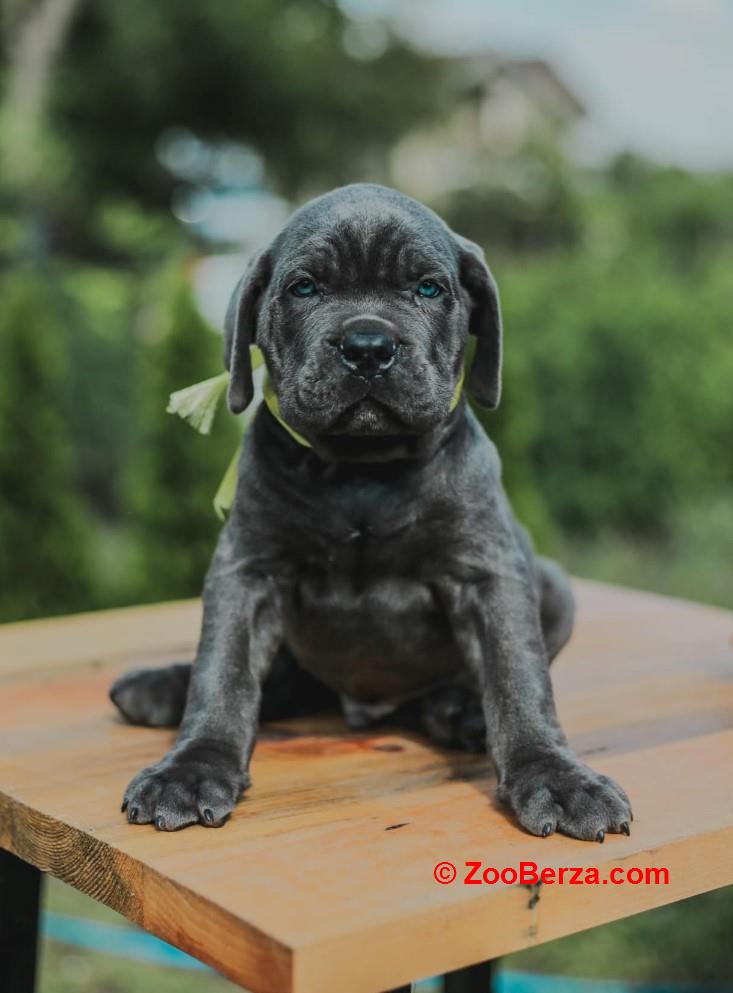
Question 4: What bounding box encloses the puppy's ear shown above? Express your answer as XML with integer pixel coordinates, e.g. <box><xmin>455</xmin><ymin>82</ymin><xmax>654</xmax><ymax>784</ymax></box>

<box><xmin>224</xmin><ymin>249</ymin><xmax>271</xmax><ymax>414</ymax></box>
<box><xmin>454</xmin><ymin>234</ymin><xmax>503</xmax><ymax>410</ymax></box>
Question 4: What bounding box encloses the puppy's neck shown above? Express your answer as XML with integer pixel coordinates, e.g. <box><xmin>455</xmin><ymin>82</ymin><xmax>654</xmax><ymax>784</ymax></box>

<box><xmin>255</xmin><ymin>400</ymin><xmax>467</xmax><ymax>469</ymax></box>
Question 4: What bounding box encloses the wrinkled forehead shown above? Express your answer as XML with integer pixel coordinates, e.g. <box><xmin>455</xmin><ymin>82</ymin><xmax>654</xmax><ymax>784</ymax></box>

<box><xmin>272</xmin><ymin>201</ymin><xmax>458</xmax><ymax>288</ymax></box>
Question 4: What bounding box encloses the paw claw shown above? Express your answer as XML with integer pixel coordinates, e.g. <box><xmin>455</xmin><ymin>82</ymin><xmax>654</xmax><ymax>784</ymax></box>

<box><xmin>596</xmin><ymin>829</ymin><xmax>605</xmax><ymax>844</ymax></box>
<box><xmin>541</xmin><ymin>821</ymin><xmax>553</xmax><ymax>837</ymax></box>
<box><xmin>621</xmin><ymin>821</ymin><xmax>630</xmax><ymax>836</ymax></box>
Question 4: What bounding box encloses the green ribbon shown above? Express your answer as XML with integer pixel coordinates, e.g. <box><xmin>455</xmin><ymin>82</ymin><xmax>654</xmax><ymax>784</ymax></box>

<box><xmin>212</xmin><ymin>445</ymin><xmax>241</xmax><ymax>520</ymax></box>
<box><xmin>262</xmin><ymin>374</ymin><xmax>311</xmax><ymax>448</ymax></box>
<box><xmin>168</xmin><ymin>346</ymin><xmax>465</xmax><ymax>519</ymax></box>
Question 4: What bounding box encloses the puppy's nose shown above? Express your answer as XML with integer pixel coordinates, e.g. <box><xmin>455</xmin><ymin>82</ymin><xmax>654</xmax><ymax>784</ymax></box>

<box><xmin>339</xmin><ymin>329</ymin><xmax>397</xmax><ymax>378</ymax></box>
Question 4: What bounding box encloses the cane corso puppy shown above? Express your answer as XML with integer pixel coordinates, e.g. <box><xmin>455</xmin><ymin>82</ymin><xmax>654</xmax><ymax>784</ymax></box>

<box><xmin>111</xmin><ymin>183</ymin><xmax>632</xmax><ymax>841</ymax></box>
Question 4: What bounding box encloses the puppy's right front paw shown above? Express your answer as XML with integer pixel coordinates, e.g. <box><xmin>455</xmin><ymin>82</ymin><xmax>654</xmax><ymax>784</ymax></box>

<box><xmin>122</xmin><ymin>746</ymin><xmax>247</xmax><ymax>831</ymax></box>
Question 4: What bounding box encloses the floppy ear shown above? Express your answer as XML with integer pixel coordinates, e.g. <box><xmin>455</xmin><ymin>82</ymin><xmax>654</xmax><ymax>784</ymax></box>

<box><xmin>223</xmin><ymin>249</ymin><xmax>271</xmax><ymax>414</ymax></box>
<box><xmin>453</xmin><ymin>234</ymin><xmax>503</xmax><ymax>410</ymax></box>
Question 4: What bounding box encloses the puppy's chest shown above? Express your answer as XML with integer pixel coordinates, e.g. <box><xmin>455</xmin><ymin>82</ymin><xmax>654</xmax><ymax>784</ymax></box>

<box><xmin>283</xmin><ymin>568</ymin><xmax>459</xmax><ymax>702</ymax></box>
<box><xmin>288</xmin><ymin>513</ymin><xmax>440</xmax><ymax>601</ymax></box>
<box><xmin>289</xmin><ymin>501</ymin><xmax>451</xmax><ymax>577</ymax></box>
<box><xmin>279</xmin><ymin>512</ymin><xmax>464</xmax><ymax>703</ymax></box>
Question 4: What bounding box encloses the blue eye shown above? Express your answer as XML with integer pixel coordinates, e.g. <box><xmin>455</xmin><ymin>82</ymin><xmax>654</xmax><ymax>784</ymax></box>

<box><xmin>416</xmin><ymin>279</ymin><xmax>442</xmax><ymax>298</ymax></box>
<box><xmin>291</xmin><ymin>278</ymin><xmax>318</xmax><ymax>298</ymax></box>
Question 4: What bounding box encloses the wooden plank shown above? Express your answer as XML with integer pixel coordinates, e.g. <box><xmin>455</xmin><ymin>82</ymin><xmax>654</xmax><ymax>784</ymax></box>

<box><xmin>1</xmin><ymin>580</ymin><xmax>732</xmax><ymax>993</ymax></box>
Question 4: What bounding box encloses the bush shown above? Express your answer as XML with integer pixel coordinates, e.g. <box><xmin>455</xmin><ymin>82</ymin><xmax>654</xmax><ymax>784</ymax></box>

<box><xmin>0</xmin><ymin>269</ymin><xmax>93</xmax><ymax>620</ymax></box>
<box><xmin>480</xmin><ymin>246</ymin><xmax>733</xmax><ymax>542</ymax></box>
<box><xmin>59</xmin><ymin>264</ymin><xmax>139</xmax><ymax>517</ymax></box>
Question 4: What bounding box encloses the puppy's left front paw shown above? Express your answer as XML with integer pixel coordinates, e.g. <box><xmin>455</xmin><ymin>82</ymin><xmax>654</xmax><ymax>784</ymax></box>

<box><xmin>122</xmin><ymin>745</ymin><xmax>247</xmax><ymax>831</ymax></box>
<box><xmin>499</xmin><ymin>749</ymin><xmax>632</xmax><ymax>842</ymax></box>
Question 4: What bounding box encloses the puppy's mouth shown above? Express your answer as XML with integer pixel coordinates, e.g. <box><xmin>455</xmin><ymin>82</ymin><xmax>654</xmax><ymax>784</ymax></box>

<box><xmin>328</xmin><ymin>397</ymin><xmax>413</xmax><ymax>437</ymax></box>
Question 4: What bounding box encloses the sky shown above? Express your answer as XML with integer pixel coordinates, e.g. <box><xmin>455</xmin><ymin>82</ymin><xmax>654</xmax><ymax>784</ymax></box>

<box><xmin>343</xmin><ymin>0</ymin><xmax>733</xmax><ymax>171</ymax></box>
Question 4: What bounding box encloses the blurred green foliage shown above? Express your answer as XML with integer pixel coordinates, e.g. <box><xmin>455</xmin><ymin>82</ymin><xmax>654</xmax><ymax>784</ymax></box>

<box><xmin>0</xmin><ymin>270</ymin><xmax>92</xmax><ymax>620</ymax></box>
<box><xmin>41</xmin><ymin>0</ymin><xmax>445</xmax><ymax>236</ymax></box>
<box><xmin>60</xmin><ymin>265</ymin><xmax>139</xmax><ymax>517</ymax></box>
<box><xmin>129</xmin><ymin>262</ymin><xmax>239</xmax><ymax>601</ymax></box>
<box><xmin>487</xmin><ymin>238</ymin><xmax>733</xmax><ymax>540</ymax></box>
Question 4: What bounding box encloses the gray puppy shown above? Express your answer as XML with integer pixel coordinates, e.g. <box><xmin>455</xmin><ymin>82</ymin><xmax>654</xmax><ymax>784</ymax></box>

<box><xmin>111</xmin><ymin>183</ymin><xmax>631</xmax><ymax>841</ymax></box>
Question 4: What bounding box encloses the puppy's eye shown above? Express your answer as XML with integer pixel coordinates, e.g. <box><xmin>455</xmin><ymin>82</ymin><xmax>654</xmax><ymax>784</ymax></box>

<box><xmin>290</xmin><ymin>278</ymin><xmax>318</xmax><ymax>298</ymax></box>
<box><xmin>416</xmin><ymin>279</ymin><xmax>442</xmax><ymax>298</ymax></box>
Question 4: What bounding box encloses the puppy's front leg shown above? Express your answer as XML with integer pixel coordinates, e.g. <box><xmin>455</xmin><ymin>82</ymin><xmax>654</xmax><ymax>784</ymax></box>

<box><xmin>440</xmin><ymin>572</ymin><xmax>632</xmax><ymax>841</ymax></box>
<box><xmin>123</xmin><ymin>533</ymin><xmax>282</xmax><ymax>831</ymax></box>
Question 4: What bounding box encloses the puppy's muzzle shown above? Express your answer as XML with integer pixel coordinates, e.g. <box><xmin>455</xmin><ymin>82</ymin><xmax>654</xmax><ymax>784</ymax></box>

<box><xmin>339</xmin><ymin>318</ymin><xmax>397</xmax><ymax>380</ymax></box>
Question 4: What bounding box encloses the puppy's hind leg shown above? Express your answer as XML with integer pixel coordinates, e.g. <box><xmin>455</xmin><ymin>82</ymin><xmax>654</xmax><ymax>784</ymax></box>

<box><xmin>110</xmin><ymin>663</ymin><xmax>191</xmax><ymax>727</ymax></box>
<box><xmin>415</xmin><ymin>557</ymin><xmax>575</xmax><ymax>754</ymax></box>
<box><xmin>537</xmin><ymin>556</ymin><xmax>575</xmax><ymax>663</ymax></box>
<box><xmin>110</xmin><ymin>647</ymin><xmax>339</xmax><ymax>728</ymax></box>
<box><xmin>417</xmin><ymin>681</ymin><xmax>486</xmax><ymax>753</ymax></box>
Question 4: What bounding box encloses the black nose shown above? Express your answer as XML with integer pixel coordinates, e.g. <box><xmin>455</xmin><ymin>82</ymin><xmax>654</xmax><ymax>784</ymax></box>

<box><xmin>339</xmin><ymin>329</ymin><xmax>397</xmax><ymax>378</ymax></box>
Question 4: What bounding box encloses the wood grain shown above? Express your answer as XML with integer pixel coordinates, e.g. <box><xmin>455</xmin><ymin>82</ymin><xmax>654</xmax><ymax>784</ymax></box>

<box><xmin>1</xmin><ymin>579</ymin><xmax>733</xmax><ymax>992</ymax></box>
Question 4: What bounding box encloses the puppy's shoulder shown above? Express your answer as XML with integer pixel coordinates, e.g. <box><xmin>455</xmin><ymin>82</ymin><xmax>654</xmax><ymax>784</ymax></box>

<box><xmin>459</xmin><ymin>405</ymin><xmax>503</xmax><ymax>482</ymax></box>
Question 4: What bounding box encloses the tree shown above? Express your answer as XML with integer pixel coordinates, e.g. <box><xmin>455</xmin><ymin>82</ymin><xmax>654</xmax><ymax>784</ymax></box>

<box><xmin>0</xmin><ymin>268</ymin><xmax>92</xmax><ymax>620</ymax></box>
<box><xmin>1</xmin><ymin>0</ymin><xmax>83</xmax><ymax>192</ymax></box>
<box><xmin>47</xmin><ymin>0</ymin><xmax>445</xmax><ymax>212</ymax></box>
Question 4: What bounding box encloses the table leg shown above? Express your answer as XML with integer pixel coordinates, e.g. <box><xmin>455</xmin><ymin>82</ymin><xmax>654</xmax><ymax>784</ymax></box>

<box><xmin>443</xmin><ymin>959</ymin><xmax>495</xmax><ymax>992</ymax></box>
<box><xmin>0</xmin><ymin>849</ymin><xmax>43</xmax><ymax>993</ymax></box>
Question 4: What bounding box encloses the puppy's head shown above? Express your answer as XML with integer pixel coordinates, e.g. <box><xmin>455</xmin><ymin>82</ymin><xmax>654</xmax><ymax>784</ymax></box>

<box><xmin>224</xmin><ymin>184</ymin><xmax>501</xmax><ymax>458</ymax></box>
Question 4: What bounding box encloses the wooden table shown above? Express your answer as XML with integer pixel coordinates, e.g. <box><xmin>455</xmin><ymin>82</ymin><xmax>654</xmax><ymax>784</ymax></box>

<box><xmin>1</xmin><ymin>580</ymin><xmax>733</xmax><ymax>993</ymax></box>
